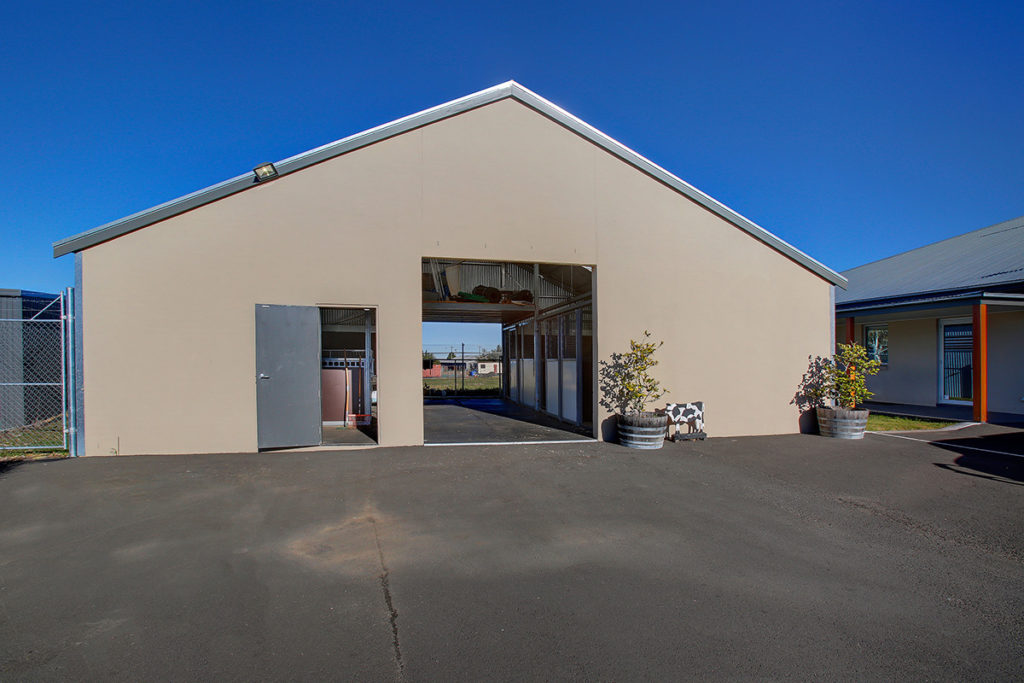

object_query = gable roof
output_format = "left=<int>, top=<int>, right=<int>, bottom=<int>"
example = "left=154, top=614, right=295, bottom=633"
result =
left=52, top=81, right=846, bottom=287
left=836, top=214, right=1024, bottom=304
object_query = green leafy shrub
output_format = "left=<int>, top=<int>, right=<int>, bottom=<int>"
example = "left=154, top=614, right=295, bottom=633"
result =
left=598, top=331, right=668, bottom=416
left=831, top=343, right=881, bottom=409
left=793, top=343, right=882, bottom=410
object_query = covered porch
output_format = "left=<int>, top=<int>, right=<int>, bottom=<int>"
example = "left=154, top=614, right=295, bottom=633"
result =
left=863, top=401, right=1024, bottom=427
left=837, top=291, right=1024, bottom=423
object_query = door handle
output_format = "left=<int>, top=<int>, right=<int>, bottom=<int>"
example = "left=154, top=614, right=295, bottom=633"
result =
left=258, top=373, right=271, bottom=380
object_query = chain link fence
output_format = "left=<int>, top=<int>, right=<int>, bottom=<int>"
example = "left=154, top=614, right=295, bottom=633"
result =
left=0, top=293, right=66, bottom=451
left=422, top=343, right=504, bottom=397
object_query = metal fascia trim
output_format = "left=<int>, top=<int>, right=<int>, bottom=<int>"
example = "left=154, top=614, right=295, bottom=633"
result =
left=837, top=297, right=1024, bottom=315
left=837, top=277, right=1024, bottom=308
left=53, top=173, right=255, bottom=257
left=53, top=79, right=846, bottom=288
left=836, top=291, right=984, bottom=314
left=53, top=82, right=517, bottom=257
left=504, top=82, right=847, bottom=288
left=837, top=288, right=1024, bottom=313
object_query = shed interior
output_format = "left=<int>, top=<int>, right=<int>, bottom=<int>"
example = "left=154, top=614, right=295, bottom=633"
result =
left=320, top=307, right=378, bottom=446
left=422, top=258, right=595, bottom=444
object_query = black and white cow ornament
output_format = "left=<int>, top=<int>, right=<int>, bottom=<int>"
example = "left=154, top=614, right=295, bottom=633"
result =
left=662, top=402, right=705, bottom=440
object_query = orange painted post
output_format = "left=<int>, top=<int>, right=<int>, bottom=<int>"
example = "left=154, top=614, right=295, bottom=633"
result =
left=973, top=304, right=988, bottom=422
left=845, top=317, right=856, bottom=345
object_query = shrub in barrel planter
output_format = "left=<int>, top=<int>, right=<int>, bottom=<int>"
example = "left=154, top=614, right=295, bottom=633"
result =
left=795, top=343, right=881, bottom=439
left=598, top=331, right=669, bottom=449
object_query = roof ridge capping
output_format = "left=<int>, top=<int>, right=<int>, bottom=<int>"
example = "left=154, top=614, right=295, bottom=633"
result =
left=52, top=81, right=847, bottom=287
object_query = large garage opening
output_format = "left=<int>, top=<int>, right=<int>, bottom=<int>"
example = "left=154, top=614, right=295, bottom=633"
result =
left=422, top=258, right=594, bottom=444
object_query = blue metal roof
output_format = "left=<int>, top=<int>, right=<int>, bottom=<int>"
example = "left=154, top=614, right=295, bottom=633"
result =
left=0, top=289, right=57, bottom=299
left=836, top=215, right=1024, bottom=305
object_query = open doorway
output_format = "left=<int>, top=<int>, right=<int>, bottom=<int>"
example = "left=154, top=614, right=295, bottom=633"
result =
left=422, top=258, right=594, bottom=444
left=320, top=307, right=378, bottom=445
left=423, top=323, right=503, bottom=397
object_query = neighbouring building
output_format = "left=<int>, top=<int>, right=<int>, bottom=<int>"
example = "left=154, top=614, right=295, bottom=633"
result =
left=0, top=289, right=61, bottom=432
left=836, top=215, right=1024, bottom=422
left=53, top=81, right=845, bottom=455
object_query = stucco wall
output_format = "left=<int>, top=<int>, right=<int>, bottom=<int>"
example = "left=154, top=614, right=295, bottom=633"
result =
left=863, top=318, right=939, bottom=406
left=80, top=98, right=833, bottom=455
left=989, top=311, right=1024, bottom=415
left=842, top=311, right=1023, bottom=415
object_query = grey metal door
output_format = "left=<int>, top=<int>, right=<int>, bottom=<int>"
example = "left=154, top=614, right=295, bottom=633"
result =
left=255, top=304, right=321, bottom=449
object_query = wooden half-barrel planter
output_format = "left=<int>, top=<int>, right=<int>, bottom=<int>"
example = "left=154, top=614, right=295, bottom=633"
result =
left=816, top=407, right=869, bottom=439
left=618, top=412, right=668, bottom=449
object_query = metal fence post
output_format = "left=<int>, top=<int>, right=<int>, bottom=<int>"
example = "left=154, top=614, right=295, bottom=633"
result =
left=59, top=292, right=67, bottom=450
left=65, top=286, right=78, bottom=456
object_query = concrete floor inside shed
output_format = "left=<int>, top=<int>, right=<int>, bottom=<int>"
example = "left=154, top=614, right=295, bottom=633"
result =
left=423, top=398, right=592, bottom=444
left=321, top=418, right=377, bottom=446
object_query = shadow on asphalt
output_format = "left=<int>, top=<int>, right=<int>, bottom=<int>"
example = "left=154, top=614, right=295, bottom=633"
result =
left=934, top=461, right=1024, bottom=486
left=925, top=429, right=1024, bottom=485
left=0, top=460, right=23, bottom=478
left=933, top=430, right=1024, bottom=455
left=0, top=456, right=66, bottom=479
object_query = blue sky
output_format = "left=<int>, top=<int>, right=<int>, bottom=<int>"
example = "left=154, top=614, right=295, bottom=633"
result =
left=3, top=1, right=1022, bottom=348
left=423, top=323, right=500, bottom=354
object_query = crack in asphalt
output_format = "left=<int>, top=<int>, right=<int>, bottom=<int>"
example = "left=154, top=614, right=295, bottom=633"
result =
left=835, top=495, right=1022, bottom=564
left=370, top=517, right=404, bottom=681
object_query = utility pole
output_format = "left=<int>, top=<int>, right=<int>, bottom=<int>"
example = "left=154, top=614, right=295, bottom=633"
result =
left=461, top=342, right=465, bottom=393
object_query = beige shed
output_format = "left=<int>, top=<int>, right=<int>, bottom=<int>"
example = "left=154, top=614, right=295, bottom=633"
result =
left=53, top=82, right=846, bottom=456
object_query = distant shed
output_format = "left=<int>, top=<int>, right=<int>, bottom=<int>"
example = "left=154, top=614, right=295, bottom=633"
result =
left=0, top=289, right=60, bottom=432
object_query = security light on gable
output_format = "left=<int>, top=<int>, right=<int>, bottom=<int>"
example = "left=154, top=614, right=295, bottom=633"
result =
left=253, top=162, right=278, bottom=182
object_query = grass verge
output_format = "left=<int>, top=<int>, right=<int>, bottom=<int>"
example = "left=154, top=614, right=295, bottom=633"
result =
left=866, top=414, right=959, bottom=431
left=0, top=449, right=69, bottom=464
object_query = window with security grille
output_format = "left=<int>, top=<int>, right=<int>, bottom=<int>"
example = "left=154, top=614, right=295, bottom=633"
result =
left=942, top=323, right=973, bottom=402
left=865, top=325, right=888, bottom=365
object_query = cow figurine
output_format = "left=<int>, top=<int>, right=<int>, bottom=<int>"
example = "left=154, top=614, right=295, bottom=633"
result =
left=663, top=402, right=705, bottom=440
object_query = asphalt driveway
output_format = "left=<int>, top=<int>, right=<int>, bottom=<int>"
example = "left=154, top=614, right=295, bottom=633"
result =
left=423, top=398, right=590, bottom=443
left=1, top=425, right=1022, bottom=680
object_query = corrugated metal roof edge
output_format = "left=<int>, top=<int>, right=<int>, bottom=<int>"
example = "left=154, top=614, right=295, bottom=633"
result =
left=52, top=81, right=846, bottom=287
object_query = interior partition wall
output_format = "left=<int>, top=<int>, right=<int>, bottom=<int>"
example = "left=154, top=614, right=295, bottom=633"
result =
left=503, top=300, right=592, bottom=426
left=521, top=318, right=536, bottom=408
